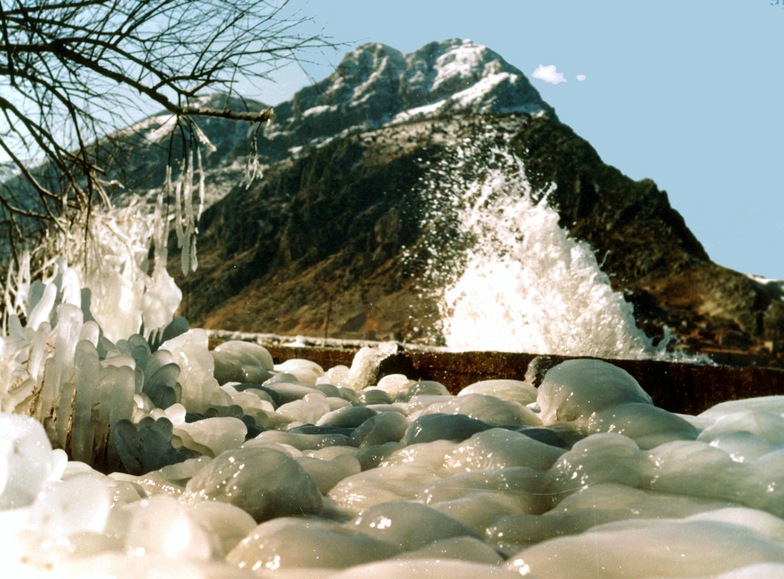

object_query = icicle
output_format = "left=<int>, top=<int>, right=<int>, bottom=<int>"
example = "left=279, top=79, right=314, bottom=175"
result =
left=2, top=265, right=12, bottom=334
left=14, top=249, right=31, bottom=313
left=196, top=147, right=205, bottom=221
left=244, top=121, right=263, bottom=188
left=183, top=150, right=195, bottom=233
left=174, top=165, right=185, bottom=249
left=181, top=233, right=190, bottom=277
left=192, top=121, right=217, bottom=153
left=142, top=171, right=182, bottom=338
left=155, top=176, right=169, bottom=262
left=94, top=179, right=114, bottom=210
left=190, top=233, right=198, bottom=272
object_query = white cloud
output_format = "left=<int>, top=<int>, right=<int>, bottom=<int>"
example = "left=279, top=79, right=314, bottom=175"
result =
left=531, top=64, right=567, bottom=85
left=576, top=74, right=586, bottom=81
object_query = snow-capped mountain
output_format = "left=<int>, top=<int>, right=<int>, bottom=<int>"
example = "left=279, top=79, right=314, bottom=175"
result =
left=264, top=39, right=557, bottom=153
left=79, top=40, right=556, bottom=205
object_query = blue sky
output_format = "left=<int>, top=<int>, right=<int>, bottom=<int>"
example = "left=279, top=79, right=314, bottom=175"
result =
left=246, top=0, right=784, bottom=281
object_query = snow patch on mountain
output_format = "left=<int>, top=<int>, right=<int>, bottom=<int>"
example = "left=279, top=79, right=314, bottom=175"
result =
left=264, top=39, right=556, bottom=150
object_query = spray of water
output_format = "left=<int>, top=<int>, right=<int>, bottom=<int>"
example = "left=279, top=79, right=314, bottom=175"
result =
left=411, top=119, right=686, bottom=360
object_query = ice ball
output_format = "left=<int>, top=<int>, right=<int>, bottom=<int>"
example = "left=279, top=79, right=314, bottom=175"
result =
left=350, top=501, right=480, bottom=550
left=227, top=517, right=403, bottom=571
left=0, top=413, right=53, bottom=509
left=537, top=359, right=653, bottom=425
left=183, top=447, right=322, bottom=521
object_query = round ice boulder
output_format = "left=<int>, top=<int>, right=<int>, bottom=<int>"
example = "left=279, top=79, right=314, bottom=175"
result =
left=212, top=341, right=274, bottom=385
left=458, top=379, right=537, bottom=406
left=537, top=359, right=653, bottom=425
left=444, top=428, right=565, bottom=473
left=0, top=413, right=53, bottom=509
left=125, top=494, right=219, bottom=560
left=402, top=413, right=490, bottom=446
left=274, top=358, right=324, bottom=384
left=586, top=403, right=699, bottom=450
left=29, top=474, right=112, bottom=537
left=182, top=446, right=322, bottom=521
left=351, top=411, right=409, bottom=449
left=227, top=517, right=402, bottom=571
left=350, top=501, right=479, bottom=550
left=417, top=394, right=541, bottom=427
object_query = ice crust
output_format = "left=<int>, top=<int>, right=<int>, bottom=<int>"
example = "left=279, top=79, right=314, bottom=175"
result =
left=4, top=266, right=784, bottom=577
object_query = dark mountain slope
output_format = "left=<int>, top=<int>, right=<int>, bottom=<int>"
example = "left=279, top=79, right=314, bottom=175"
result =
left=510, top=117, right=784, bottom=342
left=169, top=112, right=784, bottom=354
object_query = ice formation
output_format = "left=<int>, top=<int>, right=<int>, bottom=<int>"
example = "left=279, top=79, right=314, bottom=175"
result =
left=3, top=254, right=784, bottom=579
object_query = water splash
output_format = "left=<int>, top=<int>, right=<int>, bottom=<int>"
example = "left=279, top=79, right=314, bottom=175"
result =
left=412, top=120, right=685, bottom=360
left=439, top=170, right=666, bottom=358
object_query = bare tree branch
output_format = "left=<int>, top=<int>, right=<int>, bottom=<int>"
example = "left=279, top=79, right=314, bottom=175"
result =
left=0, top=0, right=337, bottom=282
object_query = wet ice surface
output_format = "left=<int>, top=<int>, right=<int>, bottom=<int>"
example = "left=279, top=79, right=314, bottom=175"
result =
left=6, top=348, right=784, bottom=579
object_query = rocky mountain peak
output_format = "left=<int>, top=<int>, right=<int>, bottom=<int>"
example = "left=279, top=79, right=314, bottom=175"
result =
left=265, top=39, right=556, bottom=152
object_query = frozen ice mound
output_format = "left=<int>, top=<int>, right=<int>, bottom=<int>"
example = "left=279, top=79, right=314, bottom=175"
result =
left=125, top=494, right=220, bottom=560
left=182, top=446, right=322, bottom=521
left=0, top=413, right=54, bottom=509
left=416, top=393, right=541, bottom=426
left=397, top=535, right=504, bottom=564
left=350, top=501, right=480, bottom=550
left=506, top=517, right=784, bottom=579
left=330, top=559, right=520, bottom=579
left=458, top=379, right=537, bottom=405
left=212, top=341, right=274, bottom=384
left=444, top=428, right=566, bottom=472
left=537, top=358, right=653, bottom=424
left=6, top=270, right=784, bottom=579
left=227, top=517, right=403, bottom=571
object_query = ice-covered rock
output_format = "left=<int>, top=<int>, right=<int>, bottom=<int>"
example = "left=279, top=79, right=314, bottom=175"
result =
left=458, top=379, right=537, bottom=405
left=329, top=463, right=442, bottom=514
left=160, top=329, right=227, bottom=413
left=402, top=413, right=490, bottom=445
left=183, top=446, right=322, bottom=521
left=212, top=341, right=274, bottom=384
left=350, top=501, right=480, bottom=550
left=398, top=536, right=504, bottom=565
left=273, top=358, right=324, bottom=384
left=125, top=494, right=219, bottom=560
left=351, top=411, right=409, bottom=449
left=506, top=517, right=784, bottom=579
left=227, top=517, right=403, bottom=571
left=538, top=359, right=653, bottom=425
left=416, top=393, right=541, bottom=426
left=346, top=342, right=398, bottom=391
left=0, top=413, right=53, bottom=509
left=444, top=428, right=565, bottom=473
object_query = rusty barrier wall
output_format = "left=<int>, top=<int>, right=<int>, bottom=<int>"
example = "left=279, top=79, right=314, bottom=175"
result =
left=264, top=345, right=784, bottom=416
